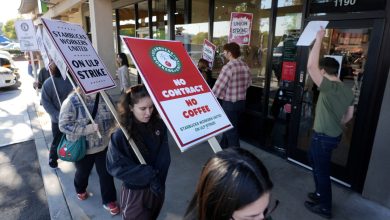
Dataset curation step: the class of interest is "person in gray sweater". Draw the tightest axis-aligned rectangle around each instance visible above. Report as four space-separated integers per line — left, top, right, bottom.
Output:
41 62 73 168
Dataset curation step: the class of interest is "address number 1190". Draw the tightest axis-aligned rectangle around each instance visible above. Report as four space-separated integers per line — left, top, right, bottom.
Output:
334 0 357 7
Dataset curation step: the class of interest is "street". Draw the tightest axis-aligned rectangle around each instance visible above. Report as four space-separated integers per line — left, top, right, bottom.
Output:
0 61 50 220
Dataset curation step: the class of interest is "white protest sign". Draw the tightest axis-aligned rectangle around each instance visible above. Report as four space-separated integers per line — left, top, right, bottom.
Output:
14 19 39 51
202 39 216 68
42 26 68 79
36 26 50 69
297 21 329 46
41 18 116 94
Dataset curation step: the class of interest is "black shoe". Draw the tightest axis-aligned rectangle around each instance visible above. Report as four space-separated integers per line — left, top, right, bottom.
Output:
308 192 321 203
49 158 58 168
304 201 332 219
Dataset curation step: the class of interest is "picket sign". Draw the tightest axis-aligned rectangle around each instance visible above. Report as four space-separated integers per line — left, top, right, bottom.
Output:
122 37 232 152
41 18 146 164
14 19 39 94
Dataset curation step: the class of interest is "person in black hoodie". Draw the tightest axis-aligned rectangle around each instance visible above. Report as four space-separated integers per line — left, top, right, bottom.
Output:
106 84 171 220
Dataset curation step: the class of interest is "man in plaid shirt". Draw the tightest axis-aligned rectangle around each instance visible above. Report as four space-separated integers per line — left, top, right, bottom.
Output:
212 42 252 149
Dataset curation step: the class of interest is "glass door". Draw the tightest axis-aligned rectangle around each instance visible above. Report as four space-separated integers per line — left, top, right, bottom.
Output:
288 19 384 186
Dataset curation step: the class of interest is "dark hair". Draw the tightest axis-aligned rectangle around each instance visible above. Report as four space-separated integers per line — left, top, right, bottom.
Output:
118 53 130 67
117 84 159 152
223 42 241 58
198 58 209 68
319 57 339 76
185 148 273 220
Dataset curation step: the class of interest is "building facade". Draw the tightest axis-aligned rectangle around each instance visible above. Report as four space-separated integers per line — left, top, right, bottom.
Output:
19 0 390 208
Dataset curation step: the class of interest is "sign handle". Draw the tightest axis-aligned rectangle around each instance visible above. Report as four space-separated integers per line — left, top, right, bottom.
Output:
100 90 146 165
30 51 38 95
208 137 222 153
65 72 102 139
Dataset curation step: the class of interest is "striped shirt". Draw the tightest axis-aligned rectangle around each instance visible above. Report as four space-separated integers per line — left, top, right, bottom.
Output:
212 59 252 102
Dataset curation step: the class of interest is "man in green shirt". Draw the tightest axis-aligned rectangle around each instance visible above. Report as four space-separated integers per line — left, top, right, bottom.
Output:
304 29 354 219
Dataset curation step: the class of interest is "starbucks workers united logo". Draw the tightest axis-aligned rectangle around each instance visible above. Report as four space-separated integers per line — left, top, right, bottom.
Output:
150 46 182 74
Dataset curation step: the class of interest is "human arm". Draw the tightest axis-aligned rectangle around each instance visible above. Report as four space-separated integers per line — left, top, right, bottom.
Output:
58 95 98 137
106 130 157 188
341 106 354 125
307 28 326 87
212 65 230 99
41 81 61 122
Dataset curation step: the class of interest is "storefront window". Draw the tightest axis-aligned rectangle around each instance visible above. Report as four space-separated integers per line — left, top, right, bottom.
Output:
137 1 150 38
152 0 168 40
212 0 272 89
175 0 209 63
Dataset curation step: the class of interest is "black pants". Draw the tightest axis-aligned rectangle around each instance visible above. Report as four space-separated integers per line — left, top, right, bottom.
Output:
49 122 62 161
220 100 245 149
74 148 117 204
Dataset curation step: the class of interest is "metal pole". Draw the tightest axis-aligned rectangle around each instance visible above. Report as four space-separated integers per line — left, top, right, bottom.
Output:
100 90 146 164
65 71 102 138
30 51 38 95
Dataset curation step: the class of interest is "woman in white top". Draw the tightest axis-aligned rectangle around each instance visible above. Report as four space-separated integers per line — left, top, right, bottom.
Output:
116 53 130 93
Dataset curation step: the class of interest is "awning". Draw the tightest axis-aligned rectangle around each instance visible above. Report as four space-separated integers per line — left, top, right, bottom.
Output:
19 0 37 14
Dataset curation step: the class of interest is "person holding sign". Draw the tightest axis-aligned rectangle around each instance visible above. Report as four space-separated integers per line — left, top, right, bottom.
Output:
59 89 119 216
106 84 171 220
116 53 131 93
212 42 252 149
41 62 73 168
184 148 276 220
304 29 354 219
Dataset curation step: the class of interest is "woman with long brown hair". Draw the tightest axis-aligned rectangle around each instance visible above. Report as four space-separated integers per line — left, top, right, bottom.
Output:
106 84 171 220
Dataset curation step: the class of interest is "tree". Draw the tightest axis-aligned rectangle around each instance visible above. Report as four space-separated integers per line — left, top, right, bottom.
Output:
2 19 17 40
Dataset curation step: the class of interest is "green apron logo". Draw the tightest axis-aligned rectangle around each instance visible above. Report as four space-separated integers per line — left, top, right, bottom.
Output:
150 46 182 74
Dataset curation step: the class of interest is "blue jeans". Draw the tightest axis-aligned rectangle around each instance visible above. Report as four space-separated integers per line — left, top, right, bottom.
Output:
308 131 341 210
220 100 245 149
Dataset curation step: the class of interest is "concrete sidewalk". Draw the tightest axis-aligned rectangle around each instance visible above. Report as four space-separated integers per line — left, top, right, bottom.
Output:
29 95 390 220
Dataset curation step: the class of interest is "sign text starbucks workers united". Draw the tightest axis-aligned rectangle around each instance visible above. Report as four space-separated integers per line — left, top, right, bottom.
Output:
41 18 116 94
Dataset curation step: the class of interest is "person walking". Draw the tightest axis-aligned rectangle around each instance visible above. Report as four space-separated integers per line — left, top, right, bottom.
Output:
40 62 73 168
59 88 120 216
106 84 171 220
116 53 131 93
304 28 354 219
212 42 252 149
184 148 276 220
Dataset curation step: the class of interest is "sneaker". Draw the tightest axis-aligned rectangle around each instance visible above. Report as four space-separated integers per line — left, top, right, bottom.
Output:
77 192 88 201
307 192 321 203
103 202 120 216
304 201 332 219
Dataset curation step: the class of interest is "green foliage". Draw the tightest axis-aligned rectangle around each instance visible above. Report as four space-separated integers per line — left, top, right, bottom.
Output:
191 32 208 44
2 19 16 40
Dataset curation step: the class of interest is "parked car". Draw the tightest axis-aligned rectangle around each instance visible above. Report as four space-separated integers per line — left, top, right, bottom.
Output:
0 52 19 79
1 43 23 58
0 66 18 89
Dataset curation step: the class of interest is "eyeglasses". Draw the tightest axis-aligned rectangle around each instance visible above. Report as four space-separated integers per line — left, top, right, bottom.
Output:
231 199 279 220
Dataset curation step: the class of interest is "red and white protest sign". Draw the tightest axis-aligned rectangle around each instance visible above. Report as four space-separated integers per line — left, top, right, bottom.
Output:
122 37 232 151
41 18 116 94
202 39 216 68
228 12 253 45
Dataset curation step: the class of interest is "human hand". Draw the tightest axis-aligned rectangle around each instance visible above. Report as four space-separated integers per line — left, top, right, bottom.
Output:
85 123 99 134
316 28 326 41
150 178 163 198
